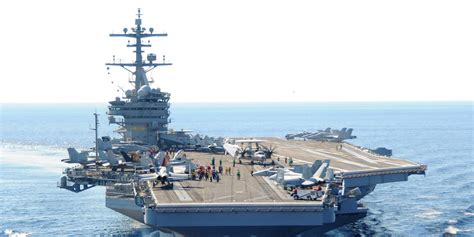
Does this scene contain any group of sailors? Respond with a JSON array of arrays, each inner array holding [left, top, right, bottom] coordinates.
[[193, 165, 221, 182], [190, 157, 244, 183]]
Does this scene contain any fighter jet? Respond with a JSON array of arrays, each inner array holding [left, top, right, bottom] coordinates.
[[285, 131, 311, 140], [96, 150, 143, 171], [96, 136, 151, 153], [267, 160, 331, 188], [252, 167, 280, 177], [169, 150, 197, 172], [286, 127, 356, 142], [139, 166, 190, 186], [62, 148, 97, 165]]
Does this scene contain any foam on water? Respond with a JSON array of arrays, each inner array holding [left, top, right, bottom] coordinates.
[[3, 229, 31, 237], [0, 145, 67, 173], [415, 208, 443, 219], [0, 146, 154, 236]]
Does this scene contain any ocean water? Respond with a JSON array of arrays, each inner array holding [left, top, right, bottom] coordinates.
[[0, 102, 473, 236]]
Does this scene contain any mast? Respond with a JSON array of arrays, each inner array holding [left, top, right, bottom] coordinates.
[[106, 8, 172, 91], [92, 112, 99, 160], [106, 9, 173, 145]]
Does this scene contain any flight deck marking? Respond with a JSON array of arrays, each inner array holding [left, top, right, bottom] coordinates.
[[375, 159, 413, 167], [243, 171, 275, 199], [292, 157, 348, 172], [271, 142, 354, 171], [341, 147, 378, 164], [273, 154, 348, 172], [245, 195, 270, 202], [173, 182, 193, 202], [343, 145, 413, 167], [261, 176, 292, 200], [209, 195, 234, 202], [303, 149, 378, 169]]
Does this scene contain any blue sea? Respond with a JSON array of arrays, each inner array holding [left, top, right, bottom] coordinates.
[[0, 102, 473, 236]]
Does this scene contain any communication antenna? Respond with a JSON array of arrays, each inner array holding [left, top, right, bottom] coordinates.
[[106, 8, 172, 90], [89, 112, 100, 161]]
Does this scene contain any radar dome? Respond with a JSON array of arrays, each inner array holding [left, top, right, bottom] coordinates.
[[137, 85, 151, 97]]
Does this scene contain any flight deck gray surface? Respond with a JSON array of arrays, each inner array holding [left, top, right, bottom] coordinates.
[[263, 138, 418, 172], [152, 138, 418, 204], [153, 152, 295, 204]]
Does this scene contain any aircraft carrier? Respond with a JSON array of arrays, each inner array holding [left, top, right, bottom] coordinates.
[[58, 9, 427, 237]]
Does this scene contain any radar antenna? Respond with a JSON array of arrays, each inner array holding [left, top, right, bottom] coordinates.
[[106, 8, 172, 91]]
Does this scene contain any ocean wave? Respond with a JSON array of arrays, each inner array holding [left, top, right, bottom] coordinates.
[[418, 195, 440, 201], [463, 205, 474, 217], [444, 225, 460, 235], [444, 226, 473, 236], [438, 205, 474, 236], [457, 206, 474, 227], [3, 229, 30, 237], [415, 208, 442, 219]]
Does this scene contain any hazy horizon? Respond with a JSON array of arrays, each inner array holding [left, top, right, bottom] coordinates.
[[1, 100, 471, 105]]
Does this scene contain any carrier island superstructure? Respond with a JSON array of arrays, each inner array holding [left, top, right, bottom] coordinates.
[[59, 9, 427, 237]]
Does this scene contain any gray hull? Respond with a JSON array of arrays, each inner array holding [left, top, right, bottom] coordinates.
[[142, 203, 367, 237], [106, 196, 144, 223], [105, 196, 367, 237]]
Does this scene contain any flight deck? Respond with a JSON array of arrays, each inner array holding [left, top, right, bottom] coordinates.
[[152, 152, 294, 204], [150, 138, 423, 205], [263, 138, 420, 172]]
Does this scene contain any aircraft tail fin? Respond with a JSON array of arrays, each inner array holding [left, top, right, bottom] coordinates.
[[302, 164, 313, 180], [97, 138, 112, 151], [345, 128, 353, 138], [106, 150, 122, 165], [67, 148, 88, 163], [275, 169, 285, 184], [312, 159, 330, 180], [98, 150, 108, 161], [215, 137, 224, 147], [310, 160, 323, 174], [67, 148, 79, 160], [340, 128, 347, 137]]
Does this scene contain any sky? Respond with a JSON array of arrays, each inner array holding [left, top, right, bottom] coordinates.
[[0, 0, 473, 103]]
